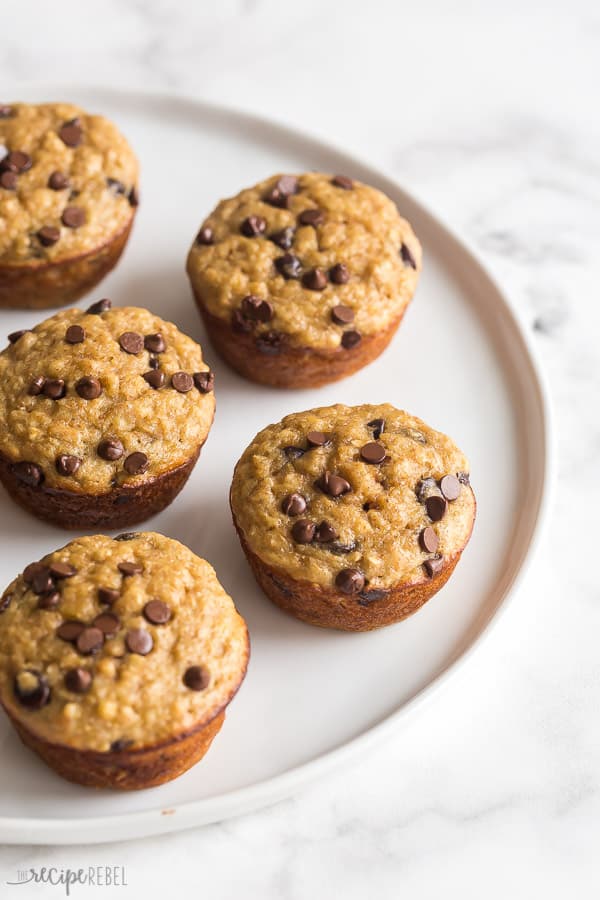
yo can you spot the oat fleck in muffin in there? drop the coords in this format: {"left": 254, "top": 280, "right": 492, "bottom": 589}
{"left": 0, "top": 301, "right": 215, "bottom": 528}
{"left": 0, "top": 102, "right": 139, "bottom": 309}
{"left": 0, "top": 532, "right": 249, "bottom": 789}
{"left": 186, "top": 173, "right": 421, "bottom": 387}
{"left": 230, "top": 403, "right": 475, "bottom": 630}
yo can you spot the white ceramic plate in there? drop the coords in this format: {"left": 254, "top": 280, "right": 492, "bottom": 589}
{"left": 0, "top": 87, "right": 552, "bottom": 845}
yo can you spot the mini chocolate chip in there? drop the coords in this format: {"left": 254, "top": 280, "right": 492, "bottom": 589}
{"left": 329, "top": 263, "right": 350, "bottom": 285}
{"left": 425, "top": 495, "right": 447, "bottom": 522}
{"left": 126, "top": 628, "right": 153, "bottom": 655}
{"left": 55, "top": 454, "right": 81, "bottom": 476}
{"left": 38, "top": 226, "right": 60, "bottom": 247}
{"left": 341, "top": 330, "right": 362, "bottom": 349}
{"left": 0, "top": 593, "right": 12, "bottom": 613}
{"left": 61, "top": 206, "right": 85, "bottom": 228}
{"left": 31, "top": 568, "right": 55, "bottom": 594}
{"left": 93, "top": 612, "right": 120, "bottom": 637}
{"left": 144, "top": 333, "right": 166, "bottom": 353}
{"left": 331, "top": 305, "right": 354, "bottom": 325}
{"left": 314, "top": 520, "right": 338, "bottom": 543}
{"left": 283, "top": 445, "right": 305, "bottom": 460}
{"left": 264, "top": 175, "right": 299, "bottom": 208}
{"left": 419, "top": 526, "right": 439, "bottom": 553}
{"left": 0, "top": 171, "right": 17, "bottom": 190}
{"left": 37, "top": 590, "right": 61, "bottom": 610}
{"left": 0, "top": 105, "right": 13, "bottom": 118}
{"left": 357, "top": 588, "right": 388, "bottom": 605}
{"left": 363, "top": 501, "right": 378, "bottom": 511}
{"left": 49, "top": 561, "right": 76, "bottom": 579}
{"left": 315, "top": 470, "right": 352, "bottom": 497}
{"left": 171, "top": 372, "right": 194, "bottom": 393}
{"left": 193, "top": 371, "right": 214, "bottom": 393}
{"left": 298, "top": 208, "right": 324, "bottom": 227}
{"left": 241, "top": 215, "right": 267, "bottom": 237}
{"left": 457, "top": 472, "right": 470, "bottom": 485}
{"left": 64, "top": 667, "right": 92, "bottom": 693}
{"left": 424, "top": 556, "right": 444, "bottom": 577}
{"left": 335, "top": 568, "right": 365, "bottom": 593}
{"left": 87, "top": 298, "right": 111, "bottom": 314}
{"left": 8, "top": 330, "right": 29, "bottom": 343}
{"left": 415, "top": 476, "right": 437, "bottom": 502}
{"left": 128, "top": 186, "right": 139, "bottom": 207}
{"left": 143, "top": 369, "right": 165, "bottom": 389}
{"left": 118, "top": 331, "right": 144, "bottom": 354}
{"left": 269, "top": 227, "right": 295, "bottom": 249}
{"left": 58, "top": 119, "right": 82, "bottom": 145}
{"left": 4, "top": 151, "right": 31, "bottom": 173}
{"left": 118, "top": 561, "right": 143, "bottom": 576}
{"left": 242, "top": 295, "right": 273, "bottom": 322}
{"left": 76, "top": 626, "right": 104, "bottom": 655}
{"left": 196, "top": 226, "right": 214, "bottom": 245}
{"left": 325, "top": 540, "right": 359, "bottom": 555}
{"left": 367, "top": 418, "right": 385, "bottom": 440}
{"left": 28, "top": 376, "right": 46, "bottom": 396}
{"left": 143, "top": 600, "right": 171, "bottom": 625}
{"left": 232, "top": 309, "right": 253, "bottom": 333}
{"left": 65, "top": 324, "right": 85, "bottom": 343}
{"left": 440, "top": 474, "right": 461, "bottom": 501}
{"left": 148, "top": 356, "right": 159, "bottom": 369}
{"left": 98, "top": 438, "right": 124, "bottom": 460}
{"left": 123, "top": 451, "right": 149, "bottom": 476}
{"left": 291, "top": 519, "right": 316, "bottom": 544}
{"left": 56, "top": 620, "right": 85, "bottom": 642}
{"left": 275, "top": 253, "right": 302, "bottom": 279}
{"left": 281, "top": 492, "right": 307, "bottom": 516}
{"left": 255, "top": 330, "right": 284, "bottom": 355}
{"left": 23, "top": 562, "right": 49, "bottom": 584}
{"left": 400, "top": 243, "right": 417, "bottom": 269}
{"left": 302, "top": 268, "right": 327, "bottom": 291}
{"left": 360, "top": 442, "right": 386, "bottom": 464}
{"left": 75, "top": 376, "right": 102, "bottom": 400}
{"left": 307, "top": 431, "right": 329, "bottom": 447}
{"left": 98, "top": 587, "right": 120, "bottom": 605}
{"left": 43, "top": 378, "right": 66, "bottom": 399}
{"left": 332, "top": 175, "right": 353, "bottom": 190}
{"left": 115, "top": 532, "right": 138, "bottom": 541}
{"left": 14, "top": 670, "right": 50, "bottom": 709}
{"left": 183, "top": 665, "right": 210, "bottom": 691}
{"left": 107, "top": 177, "right": 125, "bottom": 194}
{"left": 48, "top": 171, "right": 69, "bottom": 190}
{"left": 12, "top": 461, "right": 43, "bottom": 487}
{"left": 111, "top": 738, "right": 134, "bottom": 752}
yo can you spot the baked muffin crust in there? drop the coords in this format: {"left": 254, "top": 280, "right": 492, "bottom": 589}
{"left": 0, "top": 304, "right": 215, "bottom": 494}
{"left": 0, "top": 533, "right": 249, "bottom": 752}
{"left": 231, "top": 403, "right": 474, "bottom": 591}
{"left": 187, "top": 172, "right": 421, "bottom": 352}
{"left": 0, "top": 103, "right": 138, "bottom": 265}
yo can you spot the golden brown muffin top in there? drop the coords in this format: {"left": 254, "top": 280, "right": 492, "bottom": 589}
{"left": 0, "top": 533, "right": 249, "bottom": 752}
{"left": 0, "top": 102, "right": 138, "bottom": 264}
{"left": 186, "top": 172, "right": 421, "bottom": 352}
{"left": 231, "top": 404, "right": 475, "bottom": 593}
{"left": 0, "top": 303, "right": 215, "bottom": 493}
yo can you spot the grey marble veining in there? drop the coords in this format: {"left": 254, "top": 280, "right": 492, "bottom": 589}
{"left": 0, "top": 0, "right": 599, "bottom": 896}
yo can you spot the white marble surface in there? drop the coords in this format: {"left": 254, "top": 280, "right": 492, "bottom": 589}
{"left": 1, "top": 0, "right": 599, "bottom": 896}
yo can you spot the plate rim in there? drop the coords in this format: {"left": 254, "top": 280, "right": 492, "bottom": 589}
{"left": 0, "top": 84, "right": 555, "bottom": 844}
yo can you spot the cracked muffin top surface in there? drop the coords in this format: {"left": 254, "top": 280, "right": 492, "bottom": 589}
{"left": 0, "top": 102, "right": 138, "bottom": 265}
{"left": 187, "top": 172, "right": 421, "bottom": 351}
{"left": 230, "top": 403, "right": 475, "bottom": 592}
{"left": 0, "top": 532, "right": 249, "bottom": 752}
{"left": 0, "top": 303, "right": 215, "bottom": 493}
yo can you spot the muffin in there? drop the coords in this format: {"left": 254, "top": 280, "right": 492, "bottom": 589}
{"left": 230, "top": 403, "right": 475, "bottom": 631}
{"left": 0, "top": 102, "right": 138, "bottom": 309}
{"left": 186, "top": 173, "right": 421, "bottom": 388}
{"left": 0, "top": 532, "right": 249, "bottom": 789}
{"left": 0, "top": 301, "right": 215, "bottom": 528}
